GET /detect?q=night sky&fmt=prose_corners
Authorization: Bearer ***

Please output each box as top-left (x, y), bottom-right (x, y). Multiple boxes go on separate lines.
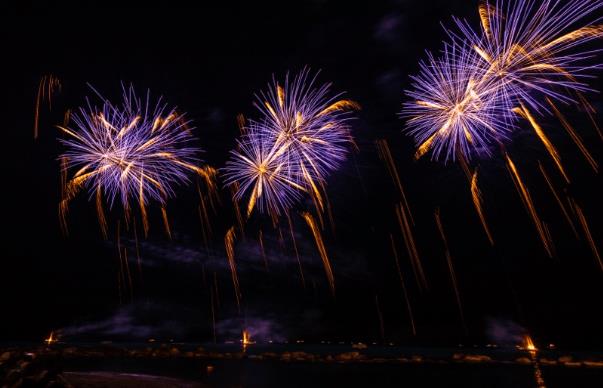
top-left (4, 1), bottom-right (603, 349)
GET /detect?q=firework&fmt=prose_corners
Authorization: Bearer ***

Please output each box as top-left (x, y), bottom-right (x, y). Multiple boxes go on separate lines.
top-left (223, 126), bottom-right (306, 217)
top-left (253, 69), bottom-right (358, 181)
top-left (224, 69), bottom-right (359, 218)
top-left (59, 85), bottom-right (203, 215)
top-left (403, 0), bottom-right (603, 161)
top-left (403, 42), bottom-right (514, 161)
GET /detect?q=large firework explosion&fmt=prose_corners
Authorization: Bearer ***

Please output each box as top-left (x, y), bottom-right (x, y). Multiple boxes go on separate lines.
top-left (403, 0), bottom-right (603, 162)
top-left (224, 69), bottom-right (359, 218)
top-left (58, 85), bottom-right (206, 238)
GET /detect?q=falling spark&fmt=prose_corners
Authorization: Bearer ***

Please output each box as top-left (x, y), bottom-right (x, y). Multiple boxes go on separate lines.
top-left (506, 155), bottom-right (554, 257)
top-left (389, 234), bottom-right (416, 336)
top-left (538, 162), bottom-right (579, 237)
top-left (403, 0), bottom-right (603, 161)
top-left (514, 105), bottom-right (570, 183)
top-left (286, 211), bottom-right (306, 288)
top-left (225, 227), bottom-right (242, 309)
top-left (96, 186), bottom-right (108, 239)
top-left (434, 208), bottom-right (467, 334)
top-left (376, 139), bottom-right (414, 223)
top-left (34, 74), bottom-right (62, 139)
top-left (395, 203), bottom-right (428, 290)
top-left (572, 200), bottom-right (603, 271)
top-left (210, 288), bottom-right (217, 344)
top-left (548, 100), bottom-right (598, 173)
top-left (470, 170), bottom-right (494, 245)
top-left (258, 229), bottom-right (269, 270)
top-left (302, 212), bottom-right (335, 295)
top-left (161, 206), bottom-right (172, 240)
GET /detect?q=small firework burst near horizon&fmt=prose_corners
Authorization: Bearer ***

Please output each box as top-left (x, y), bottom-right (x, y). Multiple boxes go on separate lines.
top-left (224, 69), bottom-right (359, 218)
top-left (59, 84), bottom-right (203, 211)
top-left (403, 0), bottom-right (603, 162)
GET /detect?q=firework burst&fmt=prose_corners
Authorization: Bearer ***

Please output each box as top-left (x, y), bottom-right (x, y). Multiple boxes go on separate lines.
top-left (403, 43), bottom-right (514, 161)
top-left (224, 69), bottom-right (359, 217)
top-left (59, 85), bottom-right (203, 211)
top-left (403, 0), bottom-right (603, 161)
top-left (223, 125), bottom-right (306, 217)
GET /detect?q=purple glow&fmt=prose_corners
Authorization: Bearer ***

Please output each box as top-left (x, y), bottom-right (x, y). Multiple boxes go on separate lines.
top-left (403, 0), bottom-right (603, 162)
top-left (59, 85), bottom-right (202, 207)
top-left (224, 69), bottom-right (358, 216)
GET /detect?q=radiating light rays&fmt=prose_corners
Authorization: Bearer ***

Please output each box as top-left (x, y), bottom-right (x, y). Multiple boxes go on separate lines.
top-left (59, 85), bottom-right (202, 213)
top-left (403, 43), bottom-right (513, 162)
top-left (302, 211), bottom-right (335, 296)
top-left (458, 0), bottom-right (603, 112)
top-left (224, 69), bottom-right (358, 219)
top-left (403, 0), bottom-right (603, 161)
top-left (223, 126), bottom-right (306, 218)
top-left (57, 84), bottom-right (209, 243)
top-left (254, 69), bottom-right (359, 184)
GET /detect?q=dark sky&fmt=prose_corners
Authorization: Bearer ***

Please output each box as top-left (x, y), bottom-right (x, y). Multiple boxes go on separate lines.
top-left (3, 1), bottom-right (602, 348)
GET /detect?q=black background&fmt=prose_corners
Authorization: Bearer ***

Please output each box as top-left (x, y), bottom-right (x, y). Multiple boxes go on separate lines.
top-left (3, 1), bottom-right (602, 348)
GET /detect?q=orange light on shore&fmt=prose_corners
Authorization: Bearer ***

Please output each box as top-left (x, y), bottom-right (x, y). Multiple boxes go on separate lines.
top-left (525, 335), bottom-right (537, 352)
top-left (242, 329), bottom-right (253, 351)
top-left (44, 331), bottom-right (56, 345)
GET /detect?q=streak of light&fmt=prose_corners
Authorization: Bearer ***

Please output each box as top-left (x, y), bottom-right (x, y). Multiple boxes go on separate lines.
top-left (259, 229), bottom-right (269, 271)
top-left (548, 99), bottom-right (598, 172)
top-left (302, 212), bottom-right (335, 295)
top-left (538, 162), bottom-right (579, 237)
top-left (577, 93), bottom-right (603, 141)
top-left (514, 105), bottom-right (570, 183)
top-left (286, 211), bottom-right (306, 288)
top-left (210, 288), bottom-right (217, 344)
top-left (225, 227), bottom-right (242, 310)
top-left (34, 74), bottom-right (61, 139)
top-left (572, 200), bottom-right (603, 271)
top-left (471, 170), bottom-right (495, 245)
top-left (376, 139), bottom-right (414, 223)
top-left (434, 208), bottom-right (467, 334)
top-left (389, 234), bottom-right (416, 336)
top-left (506, 154), bottom-right (554, 257)
top-left (395, 203), bottom-right (428, 290)
top-left (161, 206), bottom-right (172, 240)
top-left (133, 217), bottom-right (143, 282)
top-left (96, 186), bottom-right (108, 239)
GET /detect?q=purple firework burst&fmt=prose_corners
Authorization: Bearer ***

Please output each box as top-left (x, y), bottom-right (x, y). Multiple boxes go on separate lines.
top-left (403, 0), bottom-right (603, 162)
top-left (224, 69), bottom-right (359, 217)
top-left (59, 84), bottom-right (202, 208)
